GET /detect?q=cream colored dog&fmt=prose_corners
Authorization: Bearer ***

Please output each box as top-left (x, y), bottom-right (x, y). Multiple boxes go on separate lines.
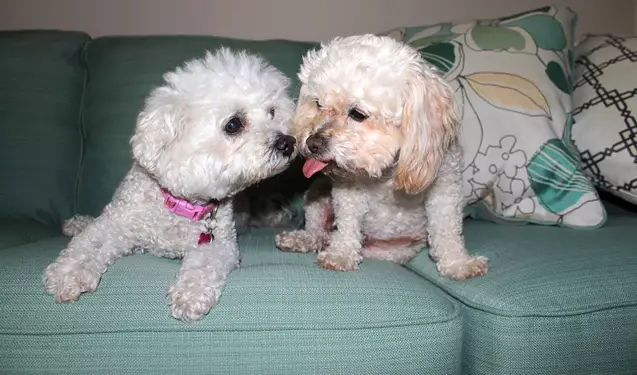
top-left (276, 35), bottom-right (488, 280)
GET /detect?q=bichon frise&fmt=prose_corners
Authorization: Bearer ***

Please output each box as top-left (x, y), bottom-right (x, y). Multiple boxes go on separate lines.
top-left (43, 48), bottom-right (297, 321)
top-left (276, 35), bottom-right (488, 280)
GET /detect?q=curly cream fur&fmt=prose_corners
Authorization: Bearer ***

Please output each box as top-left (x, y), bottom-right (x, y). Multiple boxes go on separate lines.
top-left (276, 35), bottom-right (487, 279)
top-left (43, 48), bottom-right (297, 321)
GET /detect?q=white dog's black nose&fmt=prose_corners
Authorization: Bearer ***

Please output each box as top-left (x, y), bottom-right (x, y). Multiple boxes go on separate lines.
top-left (274, 134), bottom-right (296, 157)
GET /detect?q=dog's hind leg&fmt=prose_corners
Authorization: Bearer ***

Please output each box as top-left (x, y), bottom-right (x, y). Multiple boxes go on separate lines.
top-left (43, 212), bottom-right (136, 303)
top-left (275, 177), bottom-right (333, 254)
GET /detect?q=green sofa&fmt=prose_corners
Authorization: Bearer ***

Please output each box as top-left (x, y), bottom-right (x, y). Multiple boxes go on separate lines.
top-left (0, 30), bottom-right (636, 375)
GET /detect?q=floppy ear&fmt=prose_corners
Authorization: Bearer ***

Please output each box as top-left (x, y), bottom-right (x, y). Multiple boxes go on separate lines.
top-left (130, 86), bottom-right (186, 174)
top-left (394, 63), bottom-right (460, 194)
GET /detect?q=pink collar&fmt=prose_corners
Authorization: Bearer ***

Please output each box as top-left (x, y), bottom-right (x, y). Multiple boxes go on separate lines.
top-left (161, 188), bottom-right (218, 221)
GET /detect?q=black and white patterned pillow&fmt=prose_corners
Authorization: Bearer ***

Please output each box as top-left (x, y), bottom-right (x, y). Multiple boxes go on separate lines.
top-left (572, 34), bottom-right (637, 205)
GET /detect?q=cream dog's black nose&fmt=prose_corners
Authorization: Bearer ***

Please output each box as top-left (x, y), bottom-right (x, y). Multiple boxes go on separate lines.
top-left (275, 134), bottom-right (296, 157)
top-left (306, 134), bottom-right (327, 154)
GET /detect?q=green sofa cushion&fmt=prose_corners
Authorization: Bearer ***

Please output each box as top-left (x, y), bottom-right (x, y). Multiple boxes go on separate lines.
top-left (0, 31), bottom-right (89, 226)
top-left (0, 229), bottom-right (462, 374)
top-left (77, 36), bottom-right (318, 217)
top-left (408, 211), bottom-right (637, 374)
top-left (0, 219), bottom-right (60, 250)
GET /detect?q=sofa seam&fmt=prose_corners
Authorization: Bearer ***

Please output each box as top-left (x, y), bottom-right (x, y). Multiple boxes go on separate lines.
top-left (0, 313), bottom-right (463, 336)
top-left (413, 271), bottom-right (637, 318)
top-left (71, 38), bottom-right (91, 217)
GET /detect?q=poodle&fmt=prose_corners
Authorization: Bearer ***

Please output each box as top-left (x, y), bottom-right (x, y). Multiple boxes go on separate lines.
top-left (43, 48), bottom-right (297, 321)
top-left (275, 35), bottom-right (488, 280)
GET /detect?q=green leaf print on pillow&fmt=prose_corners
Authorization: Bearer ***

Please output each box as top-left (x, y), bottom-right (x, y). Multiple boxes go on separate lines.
top-left (420, 42), bottom-right (456, 74)
top-left (410, 34), bottom-right (456, 48)
top-left (405, 23), bottom-right (456, 47)
top-left (545, 61), bottom-right (571, 94)
top-left (527, 139), bottom-right (594, 214)
top-left (463, 72), bottom-right (552, 118)
top-left (502, 15), bottom-right (566, 51)
top-left (561, 114), bottom-right (580, 157)
top-left (471, 25), bottom-right (526, 51)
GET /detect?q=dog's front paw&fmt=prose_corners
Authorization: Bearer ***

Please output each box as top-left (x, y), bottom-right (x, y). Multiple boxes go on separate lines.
top-left (276, 230), bottom-right (328, 253)
top-left (167, 281), bottom-right (220, 322)
top-left (317, 247), bottom-right (362, 272)
top-left (436, 255), bottom-right (488, 280)
top-left (43, 261), bottom-right (101, 303)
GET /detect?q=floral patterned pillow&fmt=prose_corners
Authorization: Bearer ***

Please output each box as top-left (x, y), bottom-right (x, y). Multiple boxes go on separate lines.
top-left (385, 6), bottom-right (606, 228)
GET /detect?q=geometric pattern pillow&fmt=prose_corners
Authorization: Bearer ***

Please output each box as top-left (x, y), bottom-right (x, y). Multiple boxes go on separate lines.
top-left (572, 34), bottom-right (637, 205)
top-left (385, 6), bottom-right (606, 228)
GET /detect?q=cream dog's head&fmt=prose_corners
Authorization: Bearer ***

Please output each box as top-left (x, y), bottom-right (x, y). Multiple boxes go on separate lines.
top-left (294, 34), bottom-right (459, 194)
top-left (131, 48), bottom-right (297, 201)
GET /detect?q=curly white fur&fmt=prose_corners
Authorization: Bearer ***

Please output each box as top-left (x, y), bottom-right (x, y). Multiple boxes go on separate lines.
top-left (276, 35), bottom-right (488, 279)
top-left (43, 48), bottom-right (297, 321)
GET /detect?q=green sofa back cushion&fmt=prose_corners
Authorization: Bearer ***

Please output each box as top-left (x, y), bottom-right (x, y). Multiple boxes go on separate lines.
top-left (0, 30), bottom-right (89, 226)
top-left (77, 36), bottom-right (317, 216)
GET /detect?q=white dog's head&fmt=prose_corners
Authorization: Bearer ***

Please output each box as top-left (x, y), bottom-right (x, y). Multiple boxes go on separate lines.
top-left (294, 34), bottom-right (459, 194)
top-left (131, 48), bottom-right (297, 201)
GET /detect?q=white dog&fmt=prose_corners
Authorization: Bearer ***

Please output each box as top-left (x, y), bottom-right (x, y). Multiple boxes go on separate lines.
top-left (43, 48), bottom-right (297, 321)
top-left (276, 35), bottom-right (488, 280)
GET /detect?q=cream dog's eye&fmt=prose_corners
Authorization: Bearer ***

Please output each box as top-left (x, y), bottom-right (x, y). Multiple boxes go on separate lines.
top-left (348, 108), bottom-right (368, 122)
top-left (314, 100), bottom-right (322, 109)
top-left (224, 116), bottom-right (244, 134)
top-left (268, 107), bottom-right (275, 119)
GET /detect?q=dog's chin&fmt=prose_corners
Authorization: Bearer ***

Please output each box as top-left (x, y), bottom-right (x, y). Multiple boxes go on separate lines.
top-left (228, 159), bottom-right (295, 196)
top-left (270, 156), bottom-right (296, 177)
top-left (321, 163), bottom-right (356, 179)
top-left (329, 163), bottom-right (388, 180)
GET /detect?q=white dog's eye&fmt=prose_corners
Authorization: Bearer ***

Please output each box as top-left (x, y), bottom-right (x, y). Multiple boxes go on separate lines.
top-left (348, 108), bottom-right (369, 122)
top-left (268, 107), bottom-right (275, 119)
top-left (224, 116), bottom-right (244, 135)
top-left (314, 99), bottom-right (322, 109)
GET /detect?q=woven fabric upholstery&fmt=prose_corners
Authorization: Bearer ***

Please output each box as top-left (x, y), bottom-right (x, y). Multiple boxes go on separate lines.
top-left (0, 219), bottom-right (60, 250)
top-left (408, 209), bottom-right (637, 374)
top-left (0, 229), bottom-right (463, 374)
top-left (0, 31), bottom-right (89, 226)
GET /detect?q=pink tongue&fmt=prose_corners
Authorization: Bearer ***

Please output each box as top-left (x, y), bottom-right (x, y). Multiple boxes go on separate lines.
top-left (302, 159), bottom-right (329, 178)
